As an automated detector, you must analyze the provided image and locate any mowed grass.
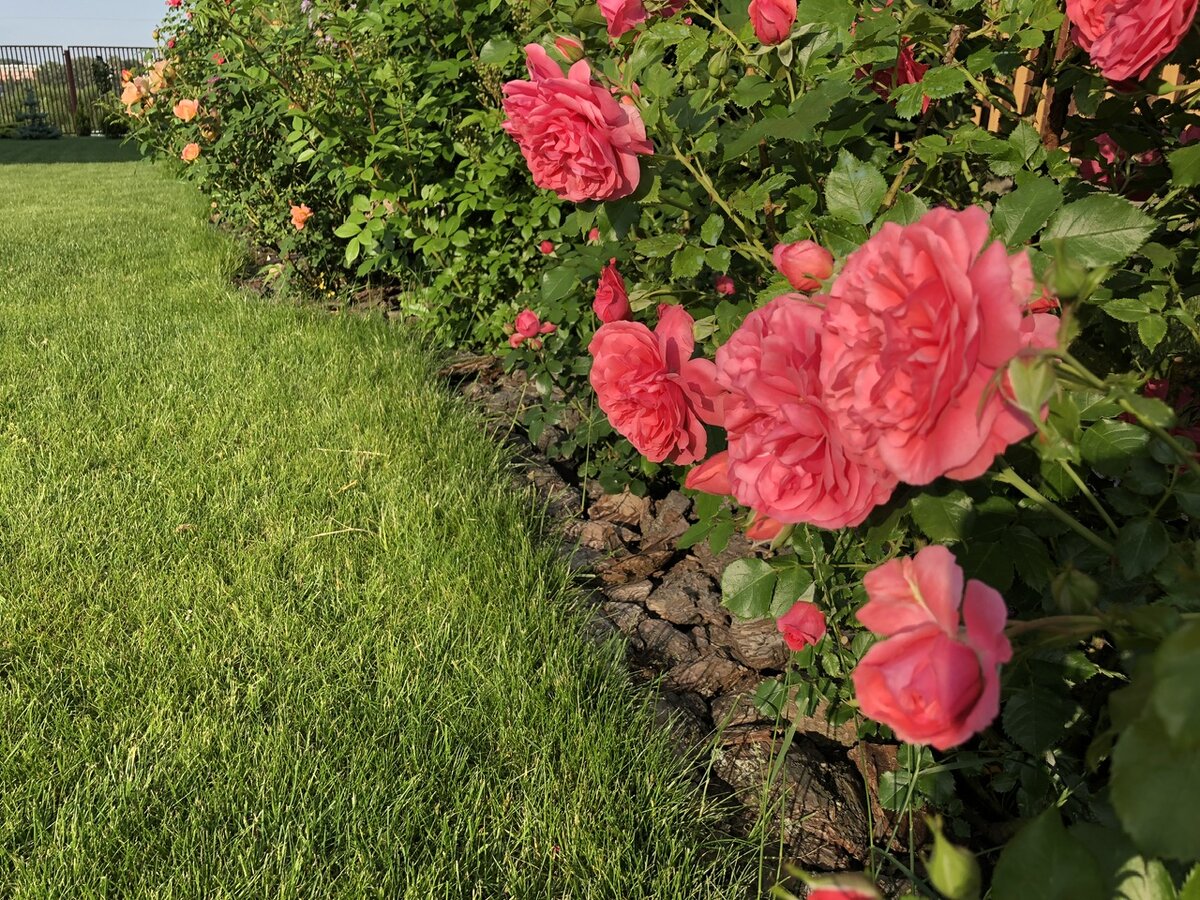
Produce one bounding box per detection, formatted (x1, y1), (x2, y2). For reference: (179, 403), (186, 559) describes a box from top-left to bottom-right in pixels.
(0, 162), (752, 898)
(0, 138), (144, 165)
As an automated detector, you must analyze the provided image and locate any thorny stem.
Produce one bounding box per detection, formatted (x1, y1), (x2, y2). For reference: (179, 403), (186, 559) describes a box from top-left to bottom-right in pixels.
(996, 467), (1115, 555)
(670, 141), (775, 265)
(686, 3), (751, 55)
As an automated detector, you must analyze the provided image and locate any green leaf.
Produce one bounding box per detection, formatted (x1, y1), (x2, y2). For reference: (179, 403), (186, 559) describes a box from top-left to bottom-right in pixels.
(919, 65), (968, 99)
(730, 74), (778, 107)
(1168, 144), (1200, 188)
(1080, 420), (1150, 476)
(1152, 621), (1200, 745)
(1002, 687), (1078, 755)
(478, 38), (517, 66)
(992, 176), (1063, 247)
(540, 265), (579, 302)
(910, 490), (972, 542)
(700, 213), (725, 245)
(635, 234), (684, 258)
(1112, 710), (1200, 861)
(720, 558), (778, 619)
(1115, 519), (1170, 579)
(1071, 824), (1178, 900)
(1124, 395), (1175, 428)
(991, 808), (1107, 900)
(1042, 195), (1156, 267)
(1138, 314), (1168, 350)
(770, 566), (815, 618)
(824, 150), (887, 226)
(670, 244), (705, 279)
(1180, 865), (1200, 900)
(1103, 297), (1151, 323)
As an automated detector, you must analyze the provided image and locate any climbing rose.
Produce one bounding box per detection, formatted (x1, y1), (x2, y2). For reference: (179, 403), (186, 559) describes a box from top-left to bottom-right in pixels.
(772, 240), (834, 292)
(290, 204), (312, 230)
(819, 206), (1060, 486)
(502, 44), (653, 202)
(589, 305), (722, 465)
(1066, 0), (1198, 82)
(749, 0), (797, 44)
(717, 295), (897, 529)
(777, 602), (826, 650)
(515, 309), (542, 338)
(852, 546), (1012, 750)
(539, 240), (555, 254)
(714, 274), (736, 296)
(594, 259), (631, 323)
(180, 142), (201, 162)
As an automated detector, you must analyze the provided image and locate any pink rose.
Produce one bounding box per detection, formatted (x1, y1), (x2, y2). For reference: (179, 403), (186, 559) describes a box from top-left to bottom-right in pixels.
(749, 0), (797, 44)
(819, 206), (1060, 486)
(714, 274), (736, 296)
(745, 513), (786, 541)
(594, 259), (632, 323)
(852, 546), (1012, 749)
(502, 45), (653, 202)
(589, 305), (723, 465)
(772, 240), (834, 292)
(598, 0), (686, 37)
(539, 322), (557, 334)
(539, 240), (555, 254)
(716, 295), (897, 529)
(515, 309), (542, 338)
(588, 227), (601, 242)
(809, 888), (881, 900)
(685, 451), (733, 495)
(1066, 0), (1197, 82)
(777, 601), (826, 650)
(509, 333), (525, 348)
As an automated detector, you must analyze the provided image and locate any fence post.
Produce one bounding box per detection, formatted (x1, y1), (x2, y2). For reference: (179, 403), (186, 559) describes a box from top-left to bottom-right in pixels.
(63, 48), (79, 119)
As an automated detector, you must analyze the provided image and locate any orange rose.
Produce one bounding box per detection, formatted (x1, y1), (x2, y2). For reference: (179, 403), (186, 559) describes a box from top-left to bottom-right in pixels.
(173, 98), (199, 122)
(181, 142), (201, 162)
(290, 204), (313, 230)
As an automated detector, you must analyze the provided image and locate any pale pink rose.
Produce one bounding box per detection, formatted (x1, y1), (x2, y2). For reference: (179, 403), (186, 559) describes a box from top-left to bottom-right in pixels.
(717, 295), (897, 530)
(515, 309), (542, 338)
(772, 240), (833, 292)
(777, 601), (827, 650)
(852, 546), (1012, 750)
(749, 0), (796, 44)
(819, 206), (1059, 486)
(1066, 0), (1197, 82)
(172, 98), (199, 121)
(685, 451), (732, 494)
(589, 305), (723, 465)
(181, 142), (201, 162)
(539, 240), (555, 254)
(502, 45), (653, 201)
(714, 274), (736, 296)
(594, 259), (632, 323)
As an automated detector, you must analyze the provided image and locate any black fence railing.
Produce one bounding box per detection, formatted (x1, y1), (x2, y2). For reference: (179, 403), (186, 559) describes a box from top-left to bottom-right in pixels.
(0, 45), (157, 134)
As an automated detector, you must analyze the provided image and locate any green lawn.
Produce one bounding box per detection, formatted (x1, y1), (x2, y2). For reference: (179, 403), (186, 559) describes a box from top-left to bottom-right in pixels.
(0, 161), (752, 898)
(0, 137), (143, 164)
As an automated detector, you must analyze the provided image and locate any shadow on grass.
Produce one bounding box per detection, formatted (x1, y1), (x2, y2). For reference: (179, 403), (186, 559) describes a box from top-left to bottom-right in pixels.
(0, 137), (145, 164)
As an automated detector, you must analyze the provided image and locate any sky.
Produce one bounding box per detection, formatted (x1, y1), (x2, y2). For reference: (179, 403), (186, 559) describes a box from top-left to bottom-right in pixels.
(0, 0), (166, 48)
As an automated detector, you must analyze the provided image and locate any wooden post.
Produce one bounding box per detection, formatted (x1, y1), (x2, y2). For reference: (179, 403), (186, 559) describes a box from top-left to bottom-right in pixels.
(63, 48), (79, 118)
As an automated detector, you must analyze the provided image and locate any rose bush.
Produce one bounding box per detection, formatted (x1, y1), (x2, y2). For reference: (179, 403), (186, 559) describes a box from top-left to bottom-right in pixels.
(130, 0), (1200, 893)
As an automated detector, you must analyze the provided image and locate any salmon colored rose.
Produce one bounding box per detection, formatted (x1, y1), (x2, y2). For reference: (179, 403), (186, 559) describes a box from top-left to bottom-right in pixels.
(290, 204), (312, 230)
(717, 296), (897, 530)
(598, 0), (686, 38)
(594, 258), (631, 323)
(502, 44), (653, 202)
(509, 309), (557, 348)
(777, 601), (827, 650)
(1066, 0), (1197, 82)
(773, 240), (834, 292)
(745, 513), (786, 541)
(685, 450), (733, 495)
(589, 305), (723, 465)
(172, 98), (198, 122)
(852, 546), (1012, 750)
(819, 206), (1060, 487)
(749, 0), (797, 44)
(180, 142), (201, 162)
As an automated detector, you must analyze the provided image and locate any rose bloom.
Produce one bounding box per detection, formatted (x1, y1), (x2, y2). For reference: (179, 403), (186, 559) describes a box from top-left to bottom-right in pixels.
(515, 308), (542, 338)
(588, 227), (601, 242)
(594, 258), (631, 323)
(554, 35), (585, 62)
(1066, 0), (1198, 82)
(180, 142), (201, 162)
(852, 545), (1012, 750)
(589, 304), (723, 465)
(685, 450), (732, 494)
(772, 240), (833, 292)
(745, 513), (786, 541)
(776, 601), (826, 650)
(173, 98), (199, 121)
(716, 295), (897, 530)
(290, 204), (312, 230)
(864, 41), (929, 113)
(809, 887), (881, 900)
(714, 274), (736, 296)
(749, 0), (797, 44)
(819, 206), (1060, 487)
(539, 240), (555, 254)
(502, 44), (653, 202)
(120, 79), (145, 108)
(599, 0), (687, 37)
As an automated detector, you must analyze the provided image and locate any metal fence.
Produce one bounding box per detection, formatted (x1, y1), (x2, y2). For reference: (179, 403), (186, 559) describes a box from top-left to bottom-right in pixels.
(0, 45), (157, 134)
